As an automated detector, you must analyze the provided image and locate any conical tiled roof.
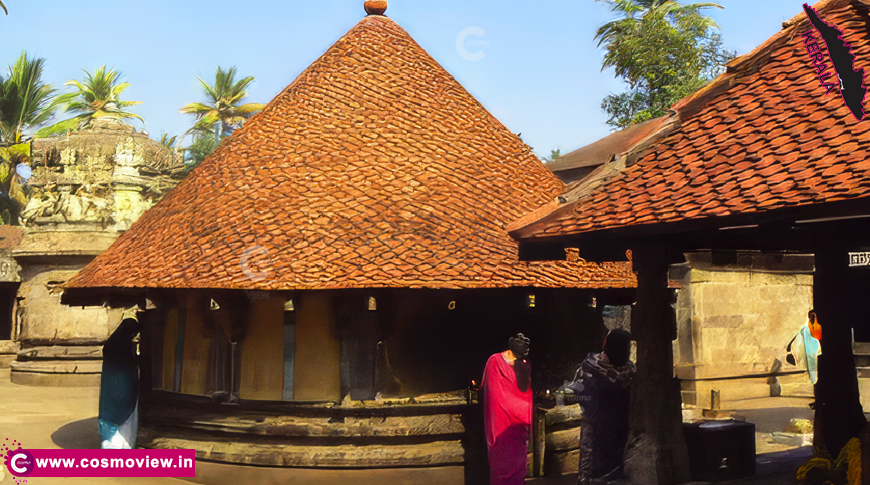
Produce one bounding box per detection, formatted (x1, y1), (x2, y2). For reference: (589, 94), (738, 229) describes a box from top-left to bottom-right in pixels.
(67, 13), (634, 291)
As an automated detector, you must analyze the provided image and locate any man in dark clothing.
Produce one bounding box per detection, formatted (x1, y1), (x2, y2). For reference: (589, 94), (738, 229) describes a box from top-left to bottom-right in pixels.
(567, 329), (635, 485)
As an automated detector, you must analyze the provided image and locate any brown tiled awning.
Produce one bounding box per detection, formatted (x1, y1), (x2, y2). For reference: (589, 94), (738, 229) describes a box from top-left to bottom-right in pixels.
(510, 0), (870, 241)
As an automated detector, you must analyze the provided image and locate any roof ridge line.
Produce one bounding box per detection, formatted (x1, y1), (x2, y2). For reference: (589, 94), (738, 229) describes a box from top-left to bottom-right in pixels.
(506, 113), (681, 235)
(558, 113), (681, 205)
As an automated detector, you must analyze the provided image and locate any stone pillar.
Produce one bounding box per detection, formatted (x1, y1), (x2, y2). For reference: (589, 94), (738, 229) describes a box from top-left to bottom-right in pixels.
(623, 242), (690, 485)
(813, 242), (866, 457)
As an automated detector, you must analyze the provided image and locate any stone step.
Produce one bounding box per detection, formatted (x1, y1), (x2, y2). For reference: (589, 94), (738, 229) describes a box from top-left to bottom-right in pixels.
(545, 426), (581, 452)
(0, 340), (20, 354)
(10, 359), (102, 374)
(544, 404), (582, 428)
(10, 359), (102, 386)
(547, 448), (579, 476)
(857, 367), (870, 379)
(142, 411), (466, 438)
(854, 342), (870, 355)
(855, 354), (870, 368)
(16, 346), (102, 361)
(138, 427), (465, 468)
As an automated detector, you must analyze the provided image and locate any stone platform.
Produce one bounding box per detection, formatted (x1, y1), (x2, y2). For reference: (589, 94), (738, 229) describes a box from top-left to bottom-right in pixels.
(0, 340), (18, 368)
(0, 364), (812, 485)
(9, 345), (102, 386)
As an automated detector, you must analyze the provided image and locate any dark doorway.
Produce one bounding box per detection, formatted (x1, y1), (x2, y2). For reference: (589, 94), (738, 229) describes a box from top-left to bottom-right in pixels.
(0, 283), (19, 340)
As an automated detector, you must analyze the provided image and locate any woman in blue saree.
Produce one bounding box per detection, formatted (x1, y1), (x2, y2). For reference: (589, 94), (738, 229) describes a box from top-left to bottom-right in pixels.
(99, 318), (141, 449)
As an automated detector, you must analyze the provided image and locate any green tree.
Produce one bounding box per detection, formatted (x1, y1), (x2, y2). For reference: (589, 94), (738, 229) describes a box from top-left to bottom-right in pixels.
(37, 65), (143, 137)
(541, 148), (562, 163)
(182, 133), (220, 174)
(0, 52), (59, 143)
(180, 66), (264, 138)
(548, 148), (561, 162)
(594, 0), (734, 129)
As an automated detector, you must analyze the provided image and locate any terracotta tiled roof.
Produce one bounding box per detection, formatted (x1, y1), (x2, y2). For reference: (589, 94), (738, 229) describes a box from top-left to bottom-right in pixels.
(66, 14), (634, 291)
(546, 116), (671, 174)
(509, 0), (870, 240)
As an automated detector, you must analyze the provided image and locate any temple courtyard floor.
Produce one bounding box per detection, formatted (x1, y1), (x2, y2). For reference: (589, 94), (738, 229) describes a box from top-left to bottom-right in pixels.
(0, 368), (811, 484)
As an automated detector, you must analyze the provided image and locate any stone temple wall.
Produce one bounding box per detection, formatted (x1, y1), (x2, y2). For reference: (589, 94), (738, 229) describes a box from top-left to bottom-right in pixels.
(16, 265), (124, 344)
(672, 252), (815, 408)
(22, 118), (181, 231)
(0, 119), (183, 385)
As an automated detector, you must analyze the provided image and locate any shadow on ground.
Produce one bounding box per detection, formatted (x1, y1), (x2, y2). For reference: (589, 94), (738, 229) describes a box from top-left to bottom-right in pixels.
(52, 416), (100, 449)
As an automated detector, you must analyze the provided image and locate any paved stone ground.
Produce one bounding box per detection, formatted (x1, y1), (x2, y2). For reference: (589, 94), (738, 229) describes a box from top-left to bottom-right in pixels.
(526, 447), (811, 485)
(0, 369), (810, 484)
(0, 369), (461, 485)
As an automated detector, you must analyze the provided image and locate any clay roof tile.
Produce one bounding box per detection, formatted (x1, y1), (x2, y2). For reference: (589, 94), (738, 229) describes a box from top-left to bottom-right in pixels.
(510, 0), (870, 241)
(68, 12), (634, 291)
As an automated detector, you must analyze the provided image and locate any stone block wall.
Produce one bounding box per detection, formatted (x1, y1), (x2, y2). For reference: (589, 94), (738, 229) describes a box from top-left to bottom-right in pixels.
(672, 252), (815, 407)
(16, 266), (123, 344)
(0, 340), (18, 368)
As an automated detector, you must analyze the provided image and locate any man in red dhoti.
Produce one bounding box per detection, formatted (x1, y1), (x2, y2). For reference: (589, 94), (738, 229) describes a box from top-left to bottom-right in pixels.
(480, 333), (533, 484)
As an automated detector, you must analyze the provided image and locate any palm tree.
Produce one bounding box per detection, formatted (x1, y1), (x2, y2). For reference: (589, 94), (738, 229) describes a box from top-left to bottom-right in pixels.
(158, 132), (178, 150)
(0, 1), (7, 15)
(0, 52), (59, 143)
(37, 65), (142, 137)
(180, 66), (263, 139)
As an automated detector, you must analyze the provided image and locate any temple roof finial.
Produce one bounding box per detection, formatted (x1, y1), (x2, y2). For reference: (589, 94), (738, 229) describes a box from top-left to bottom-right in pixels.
(364, 0), (387, 16)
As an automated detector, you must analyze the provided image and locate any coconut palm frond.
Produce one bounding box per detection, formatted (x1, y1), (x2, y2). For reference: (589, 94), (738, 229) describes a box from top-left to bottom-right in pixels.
(0, 51), (59, 142)
(158, 132), (178, 149)
(44, 65), (143, 133)
(181, 65), (263, 139)
(179, 102), (214, 117)
(34, 115), (87, 138)
(233, 103), (265, 114)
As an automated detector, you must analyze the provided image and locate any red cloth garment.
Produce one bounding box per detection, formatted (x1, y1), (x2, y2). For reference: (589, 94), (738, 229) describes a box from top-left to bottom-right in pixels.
(481, 352), (533, 485)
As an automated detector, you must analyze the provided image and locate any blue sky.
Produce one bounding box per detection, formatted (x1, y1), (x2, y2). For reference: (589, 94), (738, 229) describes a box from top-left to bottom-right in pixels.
(1, 0), (808, 157)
